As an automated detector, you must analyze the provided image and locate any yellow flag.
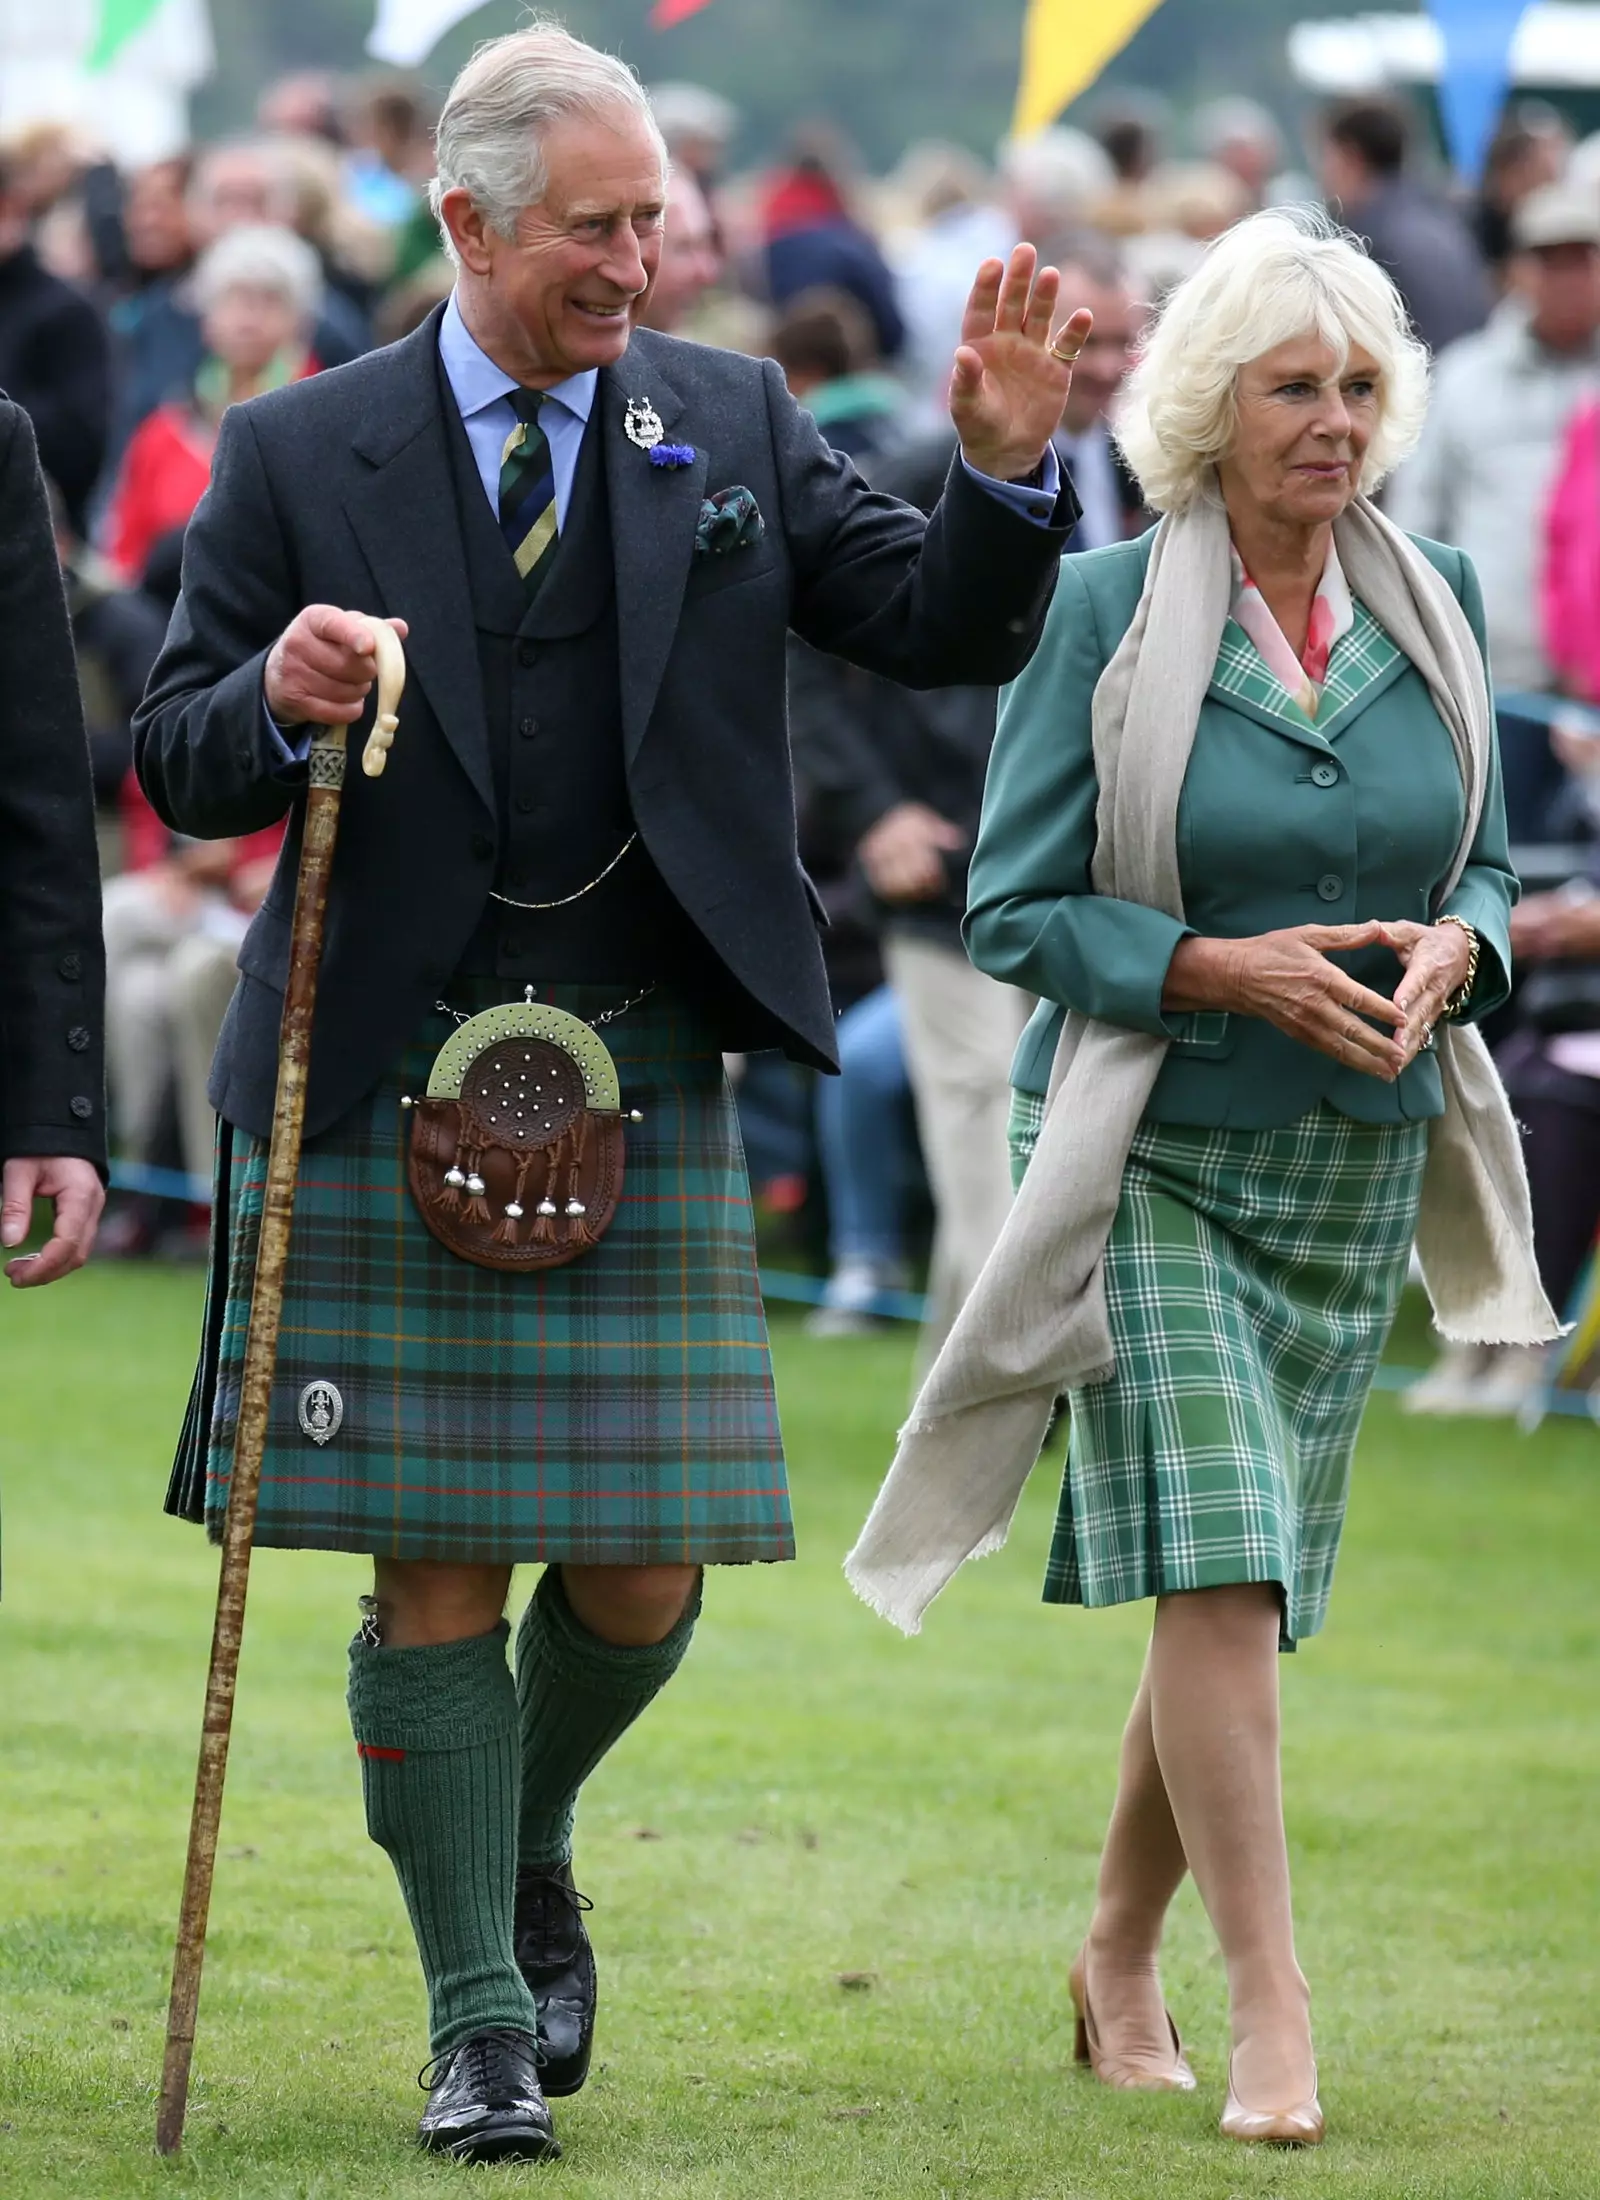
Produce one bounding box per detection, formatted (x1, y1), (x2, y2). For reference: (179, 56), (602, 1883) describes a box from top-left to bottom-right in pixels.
(1012, 0), (1167, 138)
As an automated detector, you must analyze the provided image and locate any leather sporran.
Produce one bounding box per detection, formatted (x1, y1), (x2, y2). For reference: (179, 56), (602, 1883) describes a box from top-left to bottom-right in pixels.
(406, 999), (631, 1273)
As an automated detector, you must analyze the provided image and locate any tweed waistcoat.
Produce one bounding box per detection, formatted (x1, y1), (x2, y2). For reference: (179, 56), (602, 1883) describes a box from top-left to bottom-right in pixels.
(441, 376), (716, 989)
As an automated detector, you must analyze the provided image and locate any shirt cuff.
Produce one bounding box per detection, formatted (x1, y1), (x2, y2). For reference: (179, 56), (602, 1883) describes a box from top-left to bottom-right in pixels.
(263, 688), (313, 769)
(960, 447), (1062, 527)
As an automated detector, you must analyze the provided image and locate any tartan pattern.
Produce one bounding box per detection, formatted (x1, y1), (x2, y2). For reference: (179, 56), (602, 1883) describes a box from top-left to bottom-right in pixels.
(1008, 1090), (1426, 1645)
(170, 983), (792, 1566)
(1211, 597), (1401, 728)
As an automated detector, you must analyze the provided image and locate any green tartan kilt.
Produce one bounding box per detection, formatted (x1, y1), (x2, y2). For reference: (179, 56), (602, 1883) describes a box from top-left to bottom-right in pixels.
(1008, 1091), (1427, 1646)
(167, 983), (793, 1567)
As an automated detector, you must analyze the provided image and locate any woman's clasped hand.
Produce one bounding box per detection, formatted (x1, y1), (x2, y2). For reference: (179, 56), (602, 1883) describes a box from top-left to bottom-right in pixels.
(1165, 916), (1472, 1080)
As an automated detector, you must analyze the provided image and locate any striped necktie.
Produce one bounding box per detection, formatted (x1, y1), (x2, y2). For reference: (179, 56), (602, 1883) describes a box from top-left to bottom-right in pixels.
(498, 388), (560, 600)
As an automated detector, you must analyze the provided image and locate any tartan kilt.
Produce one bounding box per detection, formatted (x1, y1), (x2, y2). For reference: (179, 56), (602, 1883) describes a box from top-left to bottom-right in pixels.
(1008, 1091), (1427, 1646)
(167, 983), (793, 1566)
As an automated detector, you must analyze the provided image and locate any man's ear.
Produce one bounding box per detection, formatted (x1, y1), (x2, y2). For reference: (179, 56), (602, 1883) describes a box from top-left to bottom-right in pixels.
(439, 185), (497, 277)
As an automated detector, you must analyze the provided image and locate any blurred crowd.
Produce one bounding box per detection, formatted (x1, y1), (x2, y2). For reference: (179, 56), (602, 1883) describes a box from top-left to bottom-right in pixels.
(9, 63), (1600, 1406)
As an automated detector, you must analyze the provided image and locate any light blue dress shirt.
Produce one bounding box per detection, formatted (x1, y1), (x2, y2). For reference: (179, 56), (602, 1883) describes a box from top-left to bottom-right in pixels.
(268, 293), (1061, 757)
(438, 290), (596, 526)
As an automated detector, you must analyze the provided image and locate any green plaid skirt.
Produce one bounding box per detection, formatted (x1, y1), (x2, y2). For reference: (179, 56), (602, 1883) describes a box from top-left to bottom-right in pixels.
(167, 983), (792, 1566)
(1008, 1092), (1427, 1646)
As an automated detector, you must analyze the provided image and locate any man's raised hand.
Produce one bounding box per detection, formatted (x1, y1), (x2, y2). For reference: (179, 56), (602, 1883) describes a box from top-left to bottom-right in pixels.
(265, 606), (410, 729)
(948, 243), (1094, 484)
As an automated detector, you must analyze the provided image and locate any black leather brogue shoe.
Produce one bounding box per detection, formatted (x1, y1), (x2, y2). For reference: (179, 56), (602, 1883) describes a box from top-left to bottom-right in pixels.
(514, 1861), (597, 2097)
(416, 2026), (560, 2163)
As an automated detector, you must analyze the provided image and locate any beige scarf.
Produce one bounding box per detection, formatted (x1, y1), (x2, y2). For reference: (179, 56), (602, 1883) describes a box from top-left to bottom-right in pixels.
(845, 492), (1560, 1636)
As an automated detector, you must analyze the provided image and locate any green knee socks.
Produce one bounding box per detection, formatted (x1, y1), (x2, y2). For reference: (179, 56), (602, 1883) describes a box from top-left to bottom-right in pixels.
(348, 1620), (538, 2055)
(515, 1566), (702, 1870)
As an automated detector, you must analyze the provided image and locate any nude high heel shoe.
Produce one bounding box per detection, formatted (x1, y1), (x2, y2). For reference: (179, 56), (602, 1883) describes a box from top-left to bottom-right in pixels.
(1069, 1945), (1196, 2092)
(1219, 2054), (1325, 2145)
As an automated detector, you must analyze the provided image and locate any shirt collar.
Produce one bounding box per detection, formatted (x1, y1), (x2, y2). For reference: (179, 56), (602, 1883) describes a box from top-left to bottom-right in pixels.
(438, 289), (598, 427)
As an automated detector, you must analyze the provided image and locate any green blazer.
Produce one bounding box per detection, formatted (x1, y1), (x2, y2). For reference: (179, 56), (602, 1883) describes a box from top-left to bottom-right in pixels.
(965, 530), (1514, 1126)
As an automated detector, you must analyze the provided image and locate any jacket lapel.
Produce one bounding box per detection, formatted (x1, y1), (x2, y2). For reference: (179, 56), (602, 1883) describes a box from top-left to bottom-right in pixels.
(601, 337), (708, 762)
(342, 309), (494, 815)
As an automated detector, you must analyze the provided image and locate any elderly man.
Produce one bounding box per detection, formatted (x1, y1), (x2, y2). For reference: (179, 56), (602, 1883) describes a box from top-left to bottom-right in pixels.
(135, 23), (1085, 2167)
(1, 400), (107, 1290)
(1388, 183), (1600, 691)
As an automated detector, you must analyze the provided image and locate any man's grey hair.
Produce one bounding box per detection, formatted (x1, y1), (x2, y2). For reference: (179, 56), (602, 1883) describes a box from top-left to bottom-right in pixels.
(429, 20), (666, 260)
(191, 222), (324, 324)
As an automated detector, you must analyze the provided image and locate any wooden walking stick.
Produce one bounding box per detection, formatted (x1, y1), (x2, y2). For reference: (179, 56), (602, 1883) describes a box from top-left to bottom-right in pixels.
(155, 618), (406, 2158)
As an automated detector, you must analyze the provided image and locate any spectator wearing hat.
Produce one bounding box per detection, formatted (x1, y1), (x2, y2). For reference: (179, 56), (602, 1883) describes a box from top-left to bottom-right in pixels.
(1319, 95), (1490, 354)
(1389, 183), (1600, 693)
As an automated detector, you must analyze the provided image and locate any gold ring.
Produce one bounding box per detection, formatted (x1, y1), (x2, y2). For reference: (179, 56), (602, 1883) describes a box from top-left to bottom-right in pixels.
(1050, 334), (1084, 364)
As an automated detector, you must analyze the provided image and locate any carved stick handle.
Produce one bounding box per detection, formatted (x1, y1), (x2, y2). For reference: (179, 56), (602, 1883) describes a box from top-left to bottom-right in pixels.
(359, 617), (407, 778)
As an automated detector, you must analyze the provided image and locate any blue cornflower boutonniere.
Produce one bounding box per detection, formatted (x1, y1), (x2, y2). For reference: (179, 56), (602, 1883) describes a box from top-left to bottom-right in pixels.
(648, 443), (697, 469)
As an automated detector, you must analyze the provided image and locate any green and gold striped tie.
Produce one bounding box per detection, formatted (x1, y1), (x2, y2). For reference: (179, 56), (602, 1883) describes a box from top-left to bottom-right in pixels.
(498, 389), (560, 599)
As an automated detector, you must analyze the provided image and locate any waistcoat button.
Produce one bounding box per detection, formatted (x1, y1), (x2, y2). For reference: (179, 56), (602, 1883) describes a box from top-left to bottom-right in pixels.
(70, 1094), (94, 1120)
(58, 952), (82, 981)
(515, 794), (536, 814)
(519, 716), (538, 738)
(66, 1025), (91, 1052)
(517, 641), (537, 668)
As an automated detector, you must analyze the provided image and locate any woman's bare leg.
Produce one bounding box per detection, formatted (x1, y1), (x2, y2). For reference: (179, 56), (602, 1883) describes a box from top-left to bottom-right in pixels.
(1148, 1582), (1315, 2108)
(1081, 1648), (1191, 2074)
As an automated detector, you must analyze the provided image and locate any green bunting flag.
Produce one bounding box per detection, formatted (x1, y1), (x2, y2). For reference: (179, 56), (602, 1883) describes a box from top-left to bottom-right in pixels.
(86, 0), (167, 71)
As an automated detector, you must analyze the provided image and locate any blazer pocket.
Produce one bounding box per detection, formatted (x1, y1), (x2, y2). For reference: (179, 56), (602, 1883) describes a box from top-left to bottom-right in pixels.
(1165, 1009), (1235, 1058)
(237, 896), (291, 986)
(684, 549), (779, 601)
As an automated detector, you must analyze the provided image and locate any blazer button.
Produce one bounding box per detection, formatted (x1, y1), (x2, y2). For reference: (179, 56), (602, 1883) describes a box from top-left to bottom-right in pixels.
(1311, 761), (1339, 788)
(70, 1095), (94, 1121)
(515, 794), (537, 814)
(1316, 873), (1344, 902)
(58, 952), (82, 981)
(66, 1025), (91, 1052)
(519, 716), (538, 738)
(517, 641), (538, 668)
(471, 833), (494, 861)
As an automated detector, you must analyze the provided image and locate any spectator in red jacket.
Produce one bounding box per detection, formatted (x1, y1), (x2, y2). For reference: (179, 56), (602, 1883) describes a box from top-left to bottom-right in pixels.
(105, 223), (323, 582)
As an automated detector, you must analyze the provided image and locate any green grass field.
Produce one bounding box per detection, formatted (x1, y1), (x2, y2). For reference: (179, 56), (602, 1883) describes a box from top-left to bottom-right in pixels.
(1, 1262), (1597, 2199)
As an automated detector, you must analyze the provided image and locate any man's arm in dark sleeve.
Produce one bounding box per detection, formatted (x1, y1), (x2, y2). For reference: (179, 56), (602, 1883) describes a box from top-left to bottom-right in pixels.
(763, 357), (1078, 690)
(0, 405), (107, 1173)
(133, 405), (306, 840)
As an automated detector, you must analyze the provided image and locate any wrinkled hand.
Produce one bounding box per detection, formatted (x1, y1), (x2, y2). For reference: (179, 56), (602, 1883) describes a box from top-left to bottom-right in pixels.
(1164, 921), (1407, 1081)
(3, 1155), (105, 1287)
(1376, 920), (1473, 1068)
(266, 606), (409, 729)
(949, 244), (1093, 483)
(858, 802), (966, 902)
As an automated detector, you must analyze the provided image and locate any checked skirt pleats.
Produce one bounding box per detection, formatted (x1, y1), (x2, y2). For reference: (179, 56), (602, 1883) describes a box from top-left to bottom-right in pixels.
(1009, 1094), (1427, 1646)
(169, 984), (792, 1566)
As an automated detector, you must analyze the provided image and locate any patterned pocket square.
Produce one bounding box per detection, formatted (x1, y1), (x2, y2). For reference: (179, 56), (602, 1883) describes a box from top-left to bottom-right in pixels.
(695, 485), (764, 557)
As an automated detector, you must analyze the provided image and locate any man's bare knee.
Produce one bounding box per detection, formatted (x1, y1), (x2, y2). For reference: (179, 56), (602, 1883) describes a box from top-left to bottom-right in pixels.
(372, 1557), (512, 1649)
(561, 1562), (701, 1647)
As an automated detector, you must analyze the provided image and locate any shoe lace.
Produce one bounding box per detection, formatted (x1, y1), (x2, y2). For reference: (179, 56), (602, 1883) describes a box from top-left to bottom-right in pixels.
(418, 2026), (543, 2095)
(516, 1871), (594, 1967)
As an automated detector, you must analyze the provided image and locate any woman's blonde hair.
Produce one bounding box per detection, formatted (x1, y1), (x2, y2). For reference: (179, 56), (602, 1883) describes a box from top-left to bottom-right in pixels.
(1113, 205), (1430, 513)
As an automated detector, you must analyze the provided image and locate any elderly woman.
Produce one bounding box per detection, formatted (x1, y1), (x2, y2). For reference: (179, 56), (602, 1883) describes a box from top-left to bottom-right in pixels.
(849, 209), (1555, 2145)
(106, 223), (323, 582)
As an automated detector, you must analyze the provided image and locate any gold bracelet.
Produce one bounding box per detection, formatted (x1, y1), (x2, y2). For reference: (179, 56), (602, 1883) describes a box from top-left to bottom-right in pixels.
(1437, 914), (1480, 1018)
